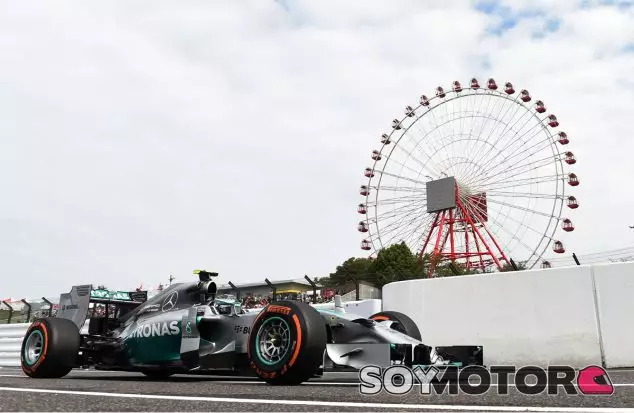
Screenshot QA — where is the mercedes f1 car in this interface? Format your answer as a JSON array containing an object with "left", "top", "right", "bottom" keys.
[{"left": 21, "top": 270, "right": 483, "bottom": 385}]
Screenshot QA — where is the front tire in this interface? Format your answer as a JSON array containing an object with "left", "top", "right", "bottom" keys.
[
  {"left": 247, "top": 301, "right": 326, "bottom": 385},
  {"left": 21, "top": 318, "right": 80, "bottom": 378},
  {"left": 370, "top": 311, "right": 422, "bottom": 341}
]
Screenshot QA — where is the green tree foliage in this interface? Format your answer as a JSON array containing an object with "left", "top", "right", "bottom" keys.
[
  {"left": 500, "top": 260, "right": 527, "bottom": 272},
  {"left": 315, "top": 257, "right": 373, "bottom": 292},
  {"left": 318, "top": 242, "right": 488, "bottom": 291},
  {"left": 367, "top": 242, "right": 427, "bottom": 286}
]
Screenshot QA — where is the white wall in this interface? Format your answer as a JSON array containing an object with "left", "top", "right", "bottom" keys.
[
  {"left": 382, "top": 264, "right": 624, "bottom": 368},
  {"left": 592, "top": 262, "right": 634, "bottom": 368}
]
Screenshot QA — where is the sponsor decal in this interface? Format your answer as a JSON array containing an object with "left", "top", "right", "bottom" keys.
[
  {"left": 162, "top": 291, "right": 178, "bottom": 312},
  {"left": 128, "top": 321, "right": 180, "bottom": 338},
  {"left": 61, "top": 304, "right": 79, "bottom": 311},
  {"left": 359, "top": 365, "right": 614, "bottom": 396},
  {"left": 234, "top": 325, "right": 251, "bottom": 334},
  {"left": 267, "top": 305, "right": 291, "bottom": 315},
  {"left": 141, "top": 304, "right": 160, "bottom": 313}
]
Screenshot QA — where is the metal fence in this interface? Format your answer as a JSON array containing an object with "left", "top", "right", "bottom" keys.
[
  {"left": 0, "top": 323, "right": 29, "bottom": 366},
  {"left": 0, "top": 298, "right": 57, "bottom": 325}
]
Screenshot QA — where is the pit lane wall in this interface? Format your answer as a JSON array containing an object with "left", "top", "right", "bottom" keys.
[{"left": 382, "top": 261, "right": 634, "bottom": 368}]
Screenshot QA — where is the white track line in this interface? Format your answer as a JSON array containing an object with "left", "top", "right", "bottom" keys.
[
  {"left": 0, "top": 387, "right": 629, "bottom": 412},
  {"left": 1, "top": 375, "right": 634, "bottom": 387}
]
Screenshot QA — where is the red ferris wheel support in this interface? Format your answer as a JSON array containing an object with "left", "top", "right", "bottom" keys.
[{"left": 418, "top": 183, "right": 511, "bottom": 276}]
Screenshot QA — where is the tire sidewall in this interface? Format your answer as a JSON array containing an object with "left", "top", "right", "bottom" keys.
[
  {"left": 247, "top": 301, "right": 316, "bottom": 381},
  {"left": 20, "top": 317, "right": 80, "bottom": 378},
  {"left": 370, "top": 311, "right": 422, "bottom": 341},
  {"left": 21, "top": 320, "right": 50, "bottom": 375}
]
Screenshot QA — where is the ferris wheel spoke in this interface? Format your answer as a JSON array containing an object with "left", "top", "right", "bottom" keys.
[
  {"left": 373, "top": 200, "right": 427, "bottom": 222},
  {"left": 480, "top": 174, "right": 562, "bottom": 192},
  {"left": 484, "top": 201, "right": 552, "bottom": 252},
  {"left": 368, "top": 193, "right": 425, "bottom": 207},
  {"left": 462, "top": 201, "right": 536, "bottom": 258},
  {"left": 486, "top": 191, "right": 562, "bottom": 199},
  {"left": 480, "top": 135, "right": 557, "bottom": 183},
  {"left": 407, "top": 118, "right": 461, "bottom": 177},
  {"left": 476, "top": 154, "right": 559, "bottom": 190},
  {"left": 472, "top": 118, "right": 550, "bottom": 181},
  {"left": 469, "top": 93, "right": 519, "bottom": 168},
  {"left": 379, "top": 171, "right": 431, "bottom": 188},
  {"left": 373, "top": 199, "right": 427, "bottom": 227},
  {"left": 395, "top": 214, "right": 436, "bottom": 249},
  {"left": 479, "top": 117, "right": 552, "bottom": 176},
  {"left": 381, "top": 145, "right": 443, "bottom": 182},
  {"left": 486, "top": 197, "right": 556, "bottom": 219},
  {"left": 470, "top": 92, "right": 509, "bottom": 165},
  {"left": 374, "top": 185, "right": 427, "bottom": 193},
  {"left": 379, "top": 210, "right": 433, "bottom": 246},
  {"left": 469, "top": 97, "right": 535, "bottom": 170}
]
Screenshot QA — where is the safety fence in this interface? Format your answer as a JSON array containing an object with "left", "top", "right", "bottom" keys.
[{"left": 0, "top": 298, "right": 56, "bottom": 325}]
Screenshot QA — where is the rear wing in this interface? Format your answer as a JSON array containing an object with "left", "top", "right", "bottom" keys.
[{"left": 56, "top": 284, "right": 148, "bottom": 329}]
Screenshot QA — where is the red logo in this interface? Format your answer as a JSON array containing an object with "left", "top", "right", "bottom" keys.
[{"left": 577, "top": 365, "right": 614, "bottom": 395}]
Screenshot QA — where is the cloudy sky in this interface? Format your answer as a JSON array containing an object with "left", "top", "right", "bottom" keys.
[{"left": 1, "top": 0, "right": 633, "bottom": 298}]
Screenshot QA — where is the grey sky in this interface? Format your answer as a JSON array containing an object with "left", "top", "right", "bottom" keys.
[{"left": 1, "top": 0, "right": 633, "bottom": 298}]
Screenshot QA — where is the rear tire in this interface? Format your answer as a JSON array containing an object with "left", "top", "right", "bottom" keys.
[
  {"left": 247, "top": 301, "right": 326, "bottom": 385},
  {"left": 21, "top": 318, "right": 80, "bottom": 378},
  {"left": 370, "top": 311, "right": 422, "bottom": 341}
]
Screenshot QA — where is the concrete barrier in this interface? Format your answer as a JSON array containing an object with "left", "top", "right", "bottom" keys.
[
  {"left": 383, "top": 265, "right": 611, "bottom": 368},
  {"left": 592, "top": 262, "right": 634, "bottom": 368}
]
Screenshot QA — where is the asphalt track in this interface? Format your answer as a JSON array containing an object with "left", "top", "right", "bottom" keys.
[{"left": 1, "top": 367, "right": 633, "bottom": 412}]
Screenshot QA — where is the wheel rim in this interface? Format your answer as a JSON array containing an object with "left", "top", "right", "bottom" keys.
[
  {"left": 255, "top": 317, "right": 291, "bottom": 365},
  {"left": 24, "top": 330, "right": 44, "bottom": 366}
]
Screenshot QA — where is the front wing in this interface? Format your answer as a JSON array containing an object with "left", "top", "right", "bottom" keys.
[{"left": 322, "top": 343, "right": 483, "bottom": 371}]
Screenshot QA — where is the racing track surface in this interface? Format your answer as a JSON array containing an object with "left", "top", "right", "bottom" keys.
[{"left": 1, "top": 367, "right": 634, "bottom": 412}]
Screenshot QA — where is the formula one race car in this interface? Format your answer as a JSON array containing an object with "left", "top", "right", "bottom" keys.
[{"left": 20, "top": 270, "right": 483, "bottom": 385}]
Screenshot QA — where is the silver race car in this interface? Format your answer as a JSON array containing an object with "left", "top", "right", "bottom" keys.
[{"left": 20, "top": 270, "right": 483, "bottom": 385}]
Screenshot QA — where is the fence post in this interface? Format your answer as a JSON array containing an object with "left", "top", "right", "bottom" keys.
[
  {"left": 228, "top": 281, "right": 240, "bottom": 300},
  {"left": 2, "top": 300, "right": 14, "bottom": 324},
  {"left": 347, "top": 275, "right": 360, "bottom": 301},
  {"left": 304, "top": 275, "right": 317, "bottom": 303},
  {"left": 264, "top": 278, "right": 277, "bottom": 301},
  {"left": 21, "top": 299, "right": 32, "bottom": 323},
  {"left": 41, "top": 297, "right": 53, "bottom": 317}
]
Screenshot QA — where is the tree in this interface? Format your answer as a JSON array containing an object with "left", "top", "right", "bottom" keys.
[
  {"left": 368, "top": 242, "right": 426, "bottom": 286},
  {"left": 500, "top": 260, "right": 527, "bottom": 272},
  {"left": 315, "top": 257, "right": 373, "bottom": 292}
]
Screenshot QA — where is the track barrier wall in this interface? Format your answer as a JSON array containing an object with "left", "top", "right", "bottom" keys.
[{"left": 382, "top": 261, "right": 634, "bottom": 368}]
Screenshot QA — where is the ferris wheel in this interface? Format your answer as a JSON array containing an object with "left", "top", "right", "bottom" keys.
[{"left": 357, "top": 78, "right": 579, "bottom": 274}]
